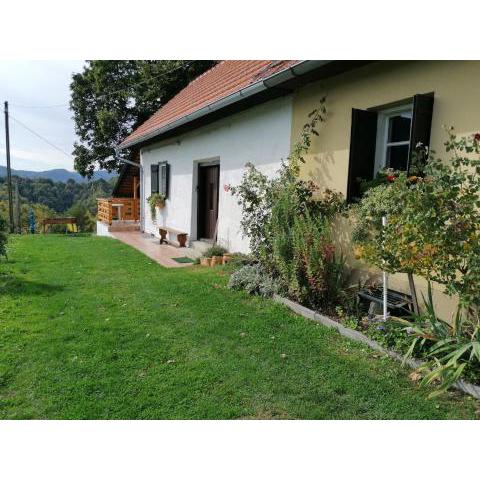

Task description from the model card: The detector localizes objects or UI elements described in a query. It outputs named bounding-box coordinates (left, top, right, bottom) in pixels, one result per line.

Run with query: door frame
left=196, top=160, right=220, bottom=241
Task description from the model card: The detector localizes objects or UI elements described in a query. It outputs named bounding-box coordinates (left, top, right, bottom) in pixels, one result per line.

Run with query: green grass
left=0, top=234, right=478, bottom=419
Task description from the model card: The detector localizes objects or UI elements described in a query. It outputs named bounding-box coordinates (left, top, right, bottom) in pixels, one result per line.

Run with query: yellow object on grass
left=67, top=223, right=78, bottom=233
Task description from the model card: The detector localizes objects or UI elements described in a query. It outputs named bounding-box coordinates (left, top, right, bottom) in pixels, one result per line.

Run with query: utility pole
left=4, top=101, right=14, bottom=233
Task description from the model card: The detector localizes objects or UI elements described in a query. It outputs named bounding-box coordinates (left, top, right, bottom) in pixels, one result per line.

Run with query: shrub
left=352, top=130, right=480, bottom=314
left=0, top=214, right=8, bottom=258
left=228, top=252, right=254, bottom=268
left=230, top=98, right=347, bottom=309
left=270, top=200, right=346, bottom=309
left=204, top=244, right=228, bottom=257
left=228, top=264, right=280, bottom=297
left=401, top=283, right=480, bottom=395
left=67, top=202, right=96, bottom=232
left=230, top=98, right=330, bottom=259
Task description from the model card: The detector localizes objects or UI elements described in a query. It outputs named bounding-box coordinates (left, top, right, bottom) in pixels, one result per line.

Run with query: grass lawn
left=0, top=234, right=478, bottom=419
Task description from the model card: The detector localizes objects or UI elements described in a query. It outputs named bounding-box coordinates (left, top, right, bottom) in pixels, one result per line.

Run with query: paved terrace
left=110, top=231, right=196, bottom=268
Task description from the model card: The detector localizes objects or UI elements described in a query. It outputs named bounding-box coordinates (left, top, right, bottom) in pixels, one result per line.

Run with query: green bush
left=269, top=195, right=346, bottom=309
left=228, top=252, right=254, bottom=268
left=204, top=244, right=228, bottom=257
left=352, top=130, right=480, bottom=313
left=66, top=202, right=96, bottom=232
left=0, top=214, right=8, bottom=258
left=230, top=98, right=347, bottom=310
left=228, top=264, right=280, bottom=297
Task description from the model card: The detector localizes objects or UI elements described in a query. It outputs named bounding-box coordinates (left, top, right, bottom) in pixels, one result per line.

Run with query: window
left=347, top=93, right=434, bottom=202
left=374, top=104, right=413, bottom=174
left=150, top=162, right=170, bottom=197
left=151, top=164, right=159, bottom=194
left=159, top=162, right=170, bottom=198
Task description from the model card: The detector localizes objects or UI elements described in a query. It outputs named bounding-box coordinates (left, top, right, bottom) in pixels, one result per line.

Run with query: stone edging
left=272, top=294, right=480, bottom=401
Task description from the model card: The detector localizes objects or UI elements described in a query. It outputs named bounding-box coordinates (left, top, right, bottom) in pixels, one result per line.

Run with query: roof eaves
left=119, top=60, right=331, bottom=150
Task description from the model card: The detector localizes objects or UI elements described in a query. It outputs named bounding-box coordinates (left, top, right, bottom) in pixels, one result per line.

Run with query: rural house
left=97, top=60, right=480, bottom=320
left=97, top=60, right=366, bottom=251
left=289, top=60, right=480, bottom=319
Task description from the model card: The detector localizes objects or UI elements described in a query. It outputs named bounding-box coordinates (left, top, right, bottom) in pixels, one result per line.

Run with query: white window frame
left=374, top=103, right=413, bottom=174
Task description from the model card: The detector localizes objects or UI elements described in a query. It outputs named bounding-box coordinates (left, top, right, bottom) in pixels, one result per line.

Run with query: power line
left=9, top=61, right=194, bottom=109
left=9, top=103, right=69, bottom=109
left=8, top=113, right=73, bottom=161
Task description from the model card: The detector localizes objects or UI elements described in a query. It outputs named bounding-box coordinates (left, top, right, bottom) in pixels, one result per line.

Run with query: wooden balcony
left=97, top=198, right=140, bottom=225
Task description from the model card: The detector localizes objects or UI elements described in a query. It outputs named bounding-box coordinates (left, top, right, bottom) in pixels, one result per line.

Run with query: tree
left=70, top=60, right=216, bottom=178
left=67, top=202, right=96, bottom=232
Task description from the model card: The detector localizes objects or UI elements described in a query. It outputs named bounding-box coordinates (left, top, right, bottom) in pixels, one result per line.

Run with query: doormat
left=172, top=256, right=195, bottom=264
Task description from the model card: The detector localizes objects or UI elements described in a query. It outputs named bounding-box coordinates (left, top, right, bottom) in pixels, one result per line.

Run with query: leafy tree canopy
left=70, top=60, right=216, bottom=178
left=0, top=176, right=114, bottom=214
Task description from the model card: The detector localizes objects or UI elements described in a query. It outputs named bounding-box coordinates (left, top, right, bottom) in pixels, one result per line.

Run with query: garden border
left=273, top=294, right=480, bottom=400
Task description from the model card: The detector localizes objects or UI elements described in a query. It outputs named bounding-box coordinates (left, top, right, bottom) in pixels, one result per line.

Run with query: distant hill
left=0, top=166, right=116, bottom=183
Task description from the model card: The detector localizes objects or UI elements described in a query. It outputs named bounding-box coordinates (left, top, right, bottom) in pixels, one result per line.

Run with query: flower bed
left=273, top=295, right=480, bottom=400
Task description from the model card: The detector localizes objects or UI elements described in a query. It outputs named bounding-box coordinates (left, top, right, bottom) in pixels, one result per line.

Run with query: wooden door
left=198, top=165, right=219, bottom=240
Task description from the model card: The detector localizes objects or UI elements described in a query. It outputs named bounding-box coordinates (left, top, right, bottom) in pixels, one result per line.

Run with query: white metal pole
left=382, top=215, right=388, bottom=321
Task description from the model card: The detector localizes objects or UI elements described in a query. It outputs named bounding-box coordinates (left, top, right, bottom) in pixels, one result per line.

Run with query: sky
left=0, top=60, right=85, bottom=172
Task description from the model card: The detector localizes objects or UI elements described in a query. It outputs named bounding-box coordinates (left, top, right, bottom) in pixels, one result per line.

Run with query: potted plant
left=147, top=193, right=166, bottom=220
left=200, top=257, right=211, bottom=267
left=204, top=245, right=228, bottom=266
left=222, top=253, right=233, bottom=265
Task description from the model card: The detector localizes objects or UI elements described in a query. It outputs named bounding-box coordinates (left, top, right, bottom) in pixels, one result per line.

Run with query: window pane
left=388, top=113, right=412, bottom=143
left=386, top=144, right=409, bottom=170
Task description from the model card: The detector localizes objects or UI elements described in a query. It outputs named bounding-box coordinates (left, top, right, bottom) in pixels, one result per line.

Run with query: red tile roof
left=120, top=60, right=300, bottom=147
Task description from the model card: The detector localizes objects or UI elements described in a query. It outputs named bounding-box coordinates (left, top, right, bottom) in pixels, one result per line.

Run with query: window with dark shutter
left=159, top=162, right=170, bottom=198
left=347, top=108, right=378, bottom=202
left=407, top=93, right=434, bottom=174
left=347, top=93, right=435, bottom=201
left=151, top=164, right=159, bottom=194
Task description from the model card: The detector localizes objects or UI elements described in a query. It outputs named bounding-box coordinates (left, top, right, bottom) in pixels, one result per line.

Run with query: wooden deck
left=97, top=197, right=140, bottom=224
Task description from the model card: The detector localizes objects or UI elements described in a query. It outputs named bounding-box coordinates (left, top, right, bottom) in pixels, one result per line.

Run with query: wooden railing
left=97, top=198, right=140, bottom=224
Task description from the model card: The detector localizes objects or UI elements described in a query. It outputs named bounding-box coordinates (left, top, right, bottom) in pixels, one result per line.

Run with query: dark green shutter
left=408, top=93, right=434, bottom=173
left=151, top=164, right=159, bottom=193
left=159, top=162, right=170, bottom=198
left=347, top=108, right=378, bottom=202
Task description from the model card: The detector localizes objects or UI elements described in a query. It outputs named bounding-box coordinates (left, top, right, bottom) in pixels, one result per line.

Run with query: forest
left=0, top=175, right=115, bottom=233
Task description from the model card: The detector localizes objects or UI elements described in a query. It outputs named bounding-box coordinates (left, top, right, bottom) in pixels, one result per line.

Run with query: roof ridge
left=121, top=60, right=299, bottom=147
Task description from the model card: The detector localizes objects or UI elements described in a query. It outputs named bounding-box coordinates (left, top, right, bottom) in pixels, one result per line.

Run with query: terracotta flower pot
left=156, top=200, right=165, bottom=209
left=222, top=254, right=232, bottom=265
left=210, top=255, right=223, bottom=267
left=200, top=257, right=211, bottom=267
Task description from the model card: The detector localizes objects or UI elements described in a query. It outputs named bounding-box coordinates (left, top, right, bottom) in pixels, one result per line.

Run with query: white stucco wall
left=140, top=96, right=292, bottom=253
left=96, top=220, right=113, bottom=237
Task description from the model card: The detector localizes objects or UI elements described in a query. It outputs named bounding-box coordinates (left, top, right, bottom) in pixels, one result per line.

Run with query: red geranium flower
left=386, top=175, right=396, bottom=182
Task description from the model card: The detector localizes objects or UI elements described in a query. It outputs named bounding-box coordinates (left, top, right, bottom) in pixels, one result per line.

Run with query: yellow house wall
left=291, top=60, right=480, bottom=322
